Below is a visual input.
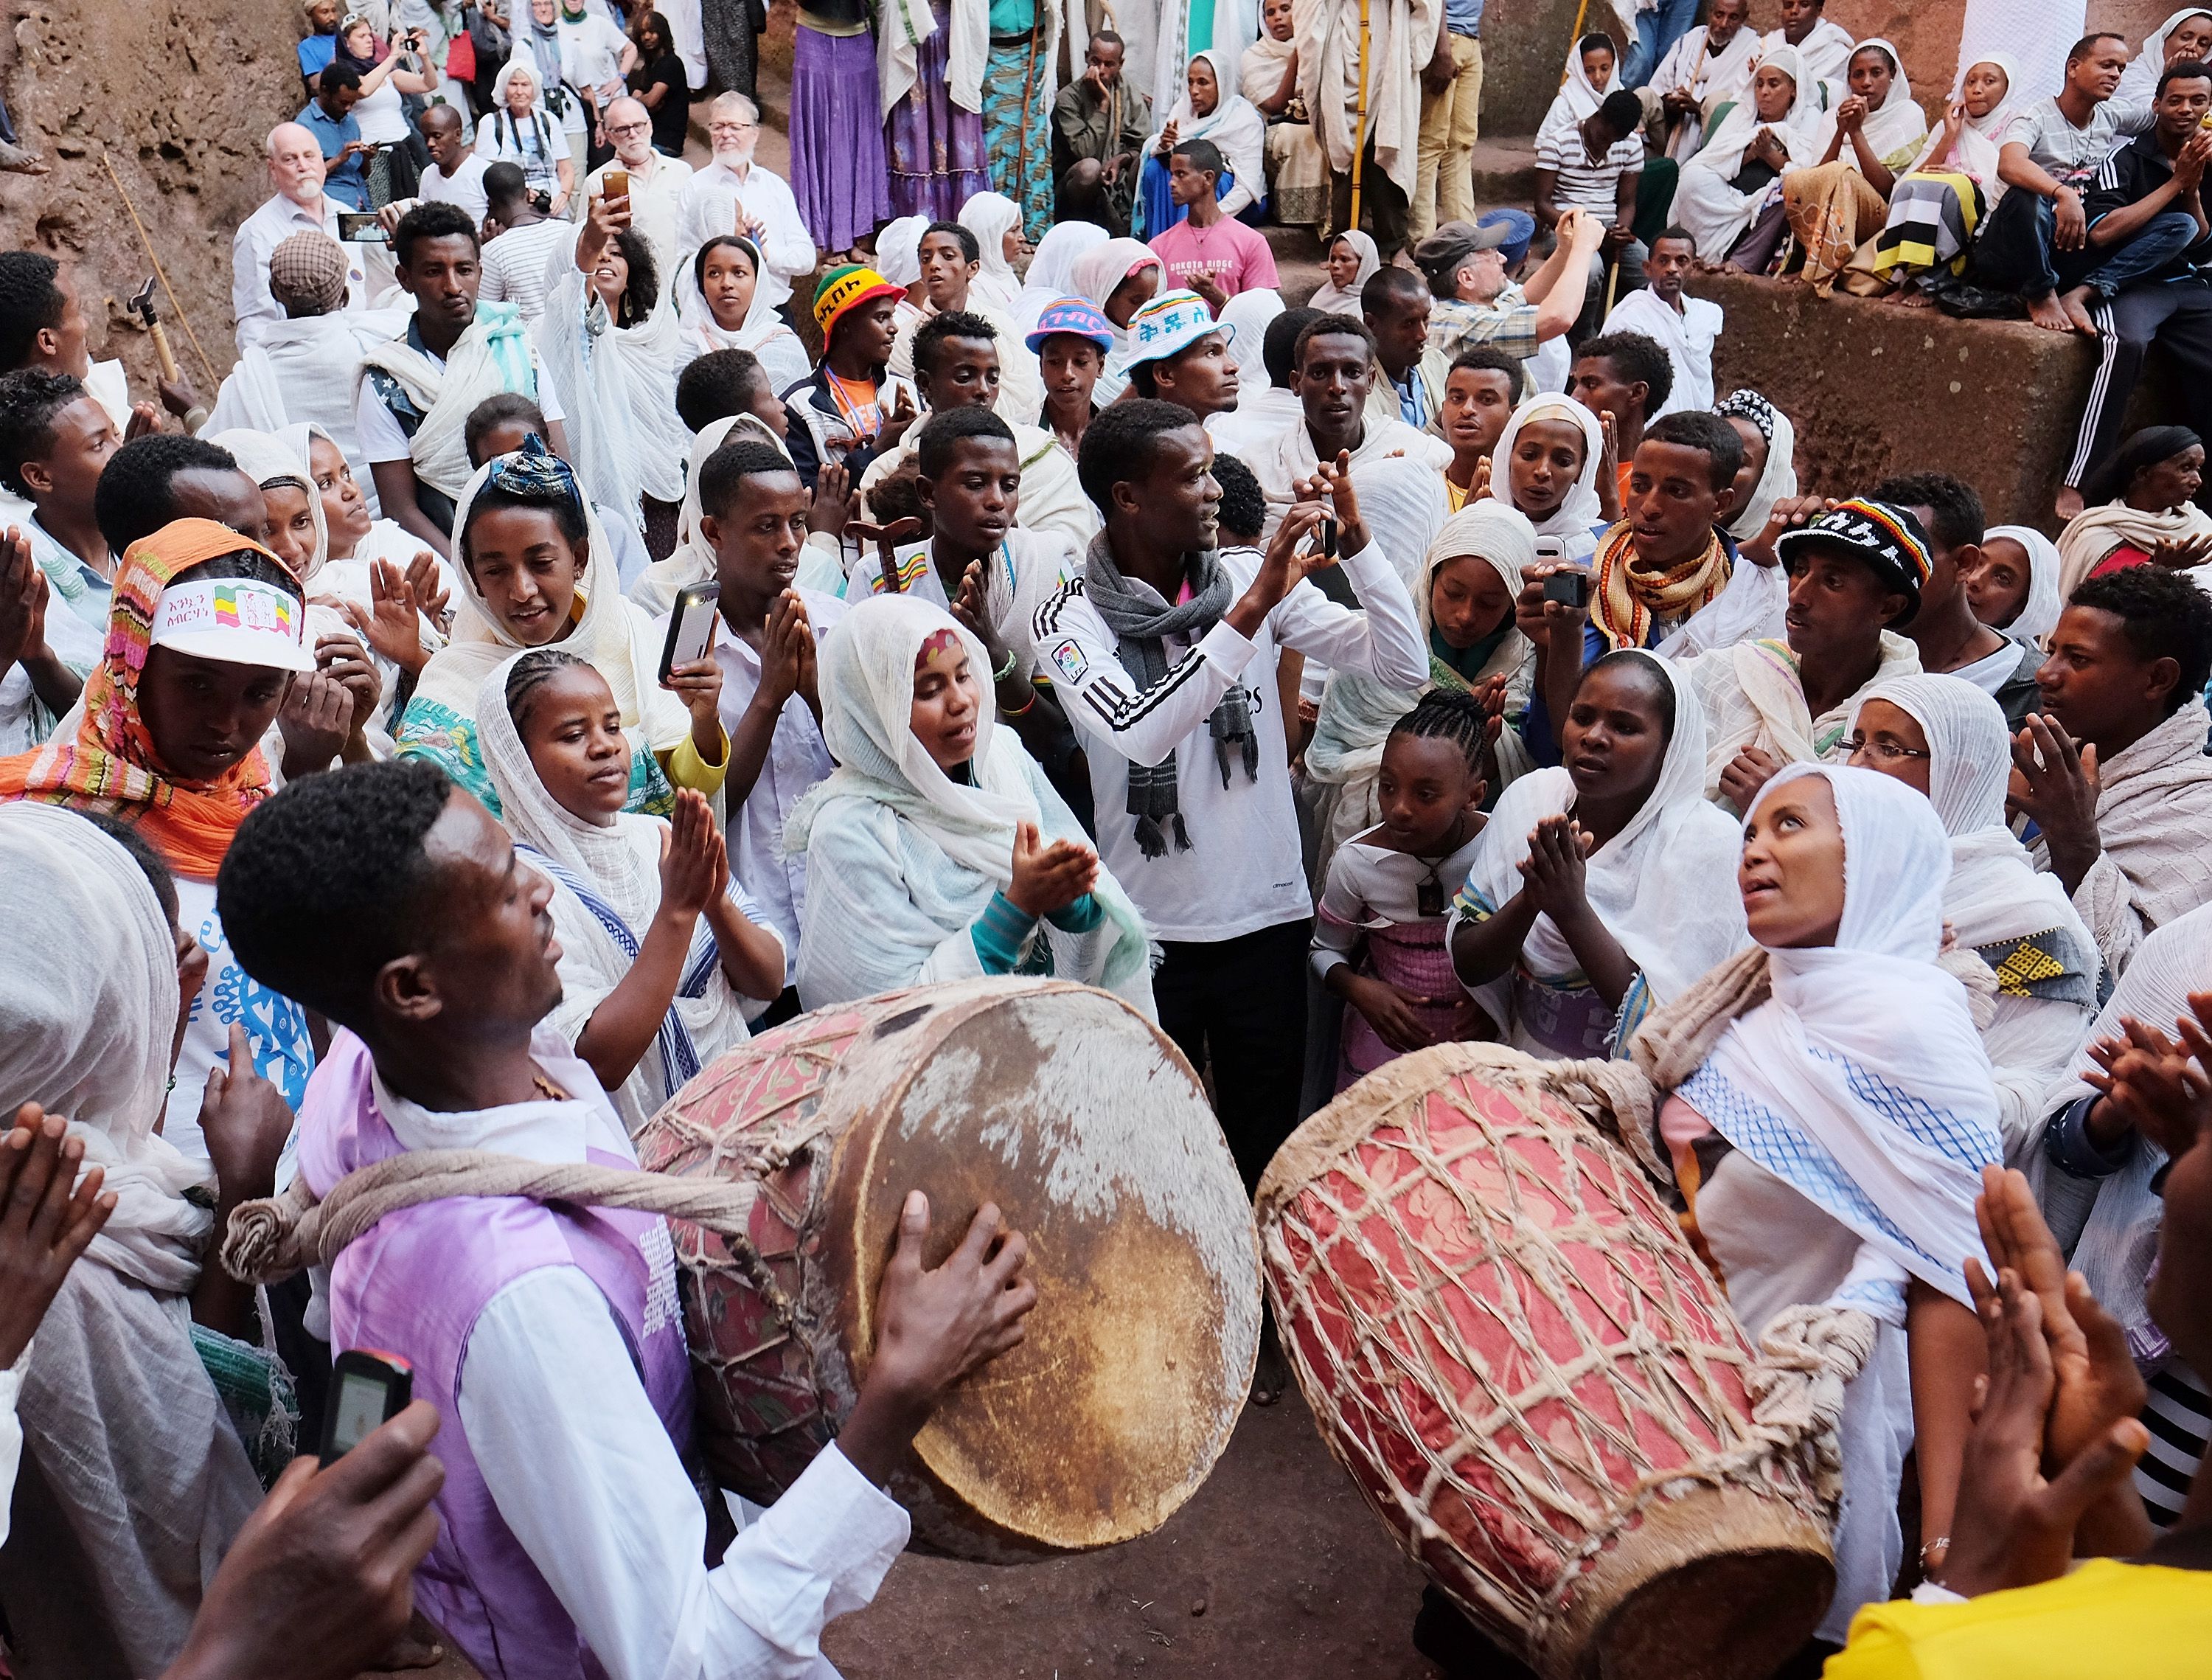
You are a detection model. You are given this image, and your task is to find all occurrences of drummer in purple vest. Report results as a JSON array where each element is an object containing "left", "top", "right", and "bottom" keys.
[{"left": 215, "top": 758, "right": 1037, "bottom": 1680}]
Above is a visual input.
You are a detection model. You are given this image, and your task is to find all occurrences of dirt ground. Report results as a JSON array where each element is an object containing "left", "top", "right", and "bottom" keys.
[{"left": 823, "top": 1393, "right": 1439, "bottom": 1680}]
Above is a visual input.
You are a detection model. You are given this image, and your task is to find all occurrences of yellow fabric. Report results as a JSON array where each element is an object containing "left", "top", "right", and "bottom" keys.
[
  {"left": 661, "top": 725, "right": 730, "bottom": 797},
  {"left": 1824, "top": 1561, "right": 2212, "bottom": 1680},
  {"left": 1444, "top": 476, "right": 1470, "bottom": 513},
  {"left": 1783, "top": 162, "right": 1891, "bottom": 292}
]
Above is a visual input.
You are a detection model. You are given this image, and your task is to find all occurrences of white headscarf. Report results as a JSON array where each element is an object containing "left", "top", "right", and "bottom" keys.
[
  {"left": 535, "top": 247, "right": 691, "bottom": 519},
  {"left": 1304, "top": 231, "right": 1380, "bottom": 316},
  {"left": 1854, "top": 674, "right": 2093, "bottom": 959},
  {"left": 1216, "top": 287, "right": 1284, "bottom": 389},
  {"left": 476, "top": 650, "right": 758, "bottom": 1131},
  {"left": 1812, "top": 38, "right": 1926, "bottom": 173},
  {"left": 875, "top": 214, "right": 929, "bottom": 289},
  {"left": 1715, "top": 388, "right": 1800, "bottom": 542},
  {"left": 1906, "top": 52, "right": 2025, "bottom": 184},
  {"left": 629, "top": 412, "right": 790, "bottom": 618},
  {"left": 675, "top": 235, "right": 812, "bottom": 396},
  {"left": 1981, "top": 523, "right": 2062, "bottom": 646},
  {"left": 1690, "top": 763, "right": 2002, "bottom": 1307},
  {"left": 1693, "top": 42, "right": 1822, "bottom": 181},
  {"left": 410, "top": 448, "right": 691, "bottom": 757},
  {"left": 1459, "top": 649, "right": 1748, "bottom": 1024},
  {"left": 1015, "top": 221, "right": 1109, "bottom": 336},
  {"left": 1548, "top": 29, "right": 1618, "bottom": 129},
  {"left": 0, "top": 804, "right": 211, "bottom": 1294},
  {"left": 1144, "top": 50, "right": 1267, "bottom": 205},
  {"left": 787, "top": 595, "right": 1154, "bottom": 1007},
  {"left": 211, "top": 426, "right": 329, "bottom": 580},
  {"left": 2118, "top": 7, "right": 2212, "bottom": 103},
  {"left": 958, "top": 190, "right": 1025, "bottom": 316},
  {"left": 1489, "top": 394, "right": 1607, "bottom": 561}
]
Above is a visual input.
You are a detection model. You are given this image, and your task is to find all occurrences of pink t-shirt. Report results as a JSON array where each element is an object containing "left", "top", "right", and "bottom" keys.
[{"left": 1148, "top": 216, "right": 1281, "bottom": 299}]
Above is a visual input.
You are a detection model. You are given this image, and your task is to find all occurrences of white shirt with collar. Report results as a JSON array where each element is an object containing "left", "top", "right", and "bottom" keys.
[
  {"left": 366, "top": 1030, "right": 908, "bottom": 1680},
  {"left": 232, "top": 190, "right": 369, "bottom": 353},
  {"left": 675, "top": 159, "right": 816, "bottom": 310},
  {"left": 1029, "top": 538, "right": 1426, "bottom": 943},
  {"left": 687, "top": 588, "right": 848, "bottom": 958},
  {"left": 587, "top": 150, "right": 695, "bottom": 274}
]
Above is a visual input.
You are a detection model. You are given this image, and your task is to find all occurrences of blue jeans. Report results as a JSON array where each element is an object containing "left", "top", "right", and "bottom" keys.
[
  {"left": 2056, "top": 209, "right": 2205, "bottom": 298},
  {"left": 1624, "top": 0, "right": 1701, "bottom": 88}
]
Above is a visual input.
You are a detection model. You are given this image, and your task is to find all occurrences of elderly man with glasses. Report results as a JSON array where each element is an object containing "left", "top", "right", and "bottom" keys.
[
  {"left": 585, "top": 94, "right": 692, "bottom": 271},
  {"left": 675, "top": 91, "right": 816, "bottom": 314}
]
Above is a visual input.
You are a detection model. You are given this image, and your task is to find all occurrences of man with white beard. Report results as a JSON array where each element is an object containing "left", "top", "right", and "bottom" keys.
[
  {"left": 231, "top": 122, "right": 369, "bottom": 353},
  {"left": 674, "top": 92, "right": 815, "bottom": 312},
  {"left": 585, "top": 95, "right": 694, "bottom": 273}
]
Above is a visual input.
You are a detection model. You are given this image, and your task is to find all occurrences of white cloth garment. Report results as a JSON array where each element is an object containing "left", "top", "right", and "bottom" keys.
[
  {"left": 1143, "top": 2, "right": 1258, "bottom": 150},
  {"left": 1448, "top": 650, "right": 1748, "bottom": 1050},
  {"left": 1601, "top": 287, "right": 1722, "bottom": 416},
  {"left": 630, "top": 412, "right": 796, "bottom": 619},
  {"left": 231, "top": 191, "right": 369, "bottom": 353},
  {"left": 1958, "top": 0, "right": 2076, "bottom": 107},
  {"left": 790, "top": 595, "right": 1153, "bottom": 1010},
  {"left": 1140, "top": 49, "right": 1268, "bottom": 221},
  {"left": 1983, "top": 522, "right": 2062, "bottom": 646},
  {"left": 1012, "top": 220, "right": 1108, "bottom": 336},
  {"left": 1854, "top": 674, "right": 2098, "bottom": 1146},
  {"left": 1246, "top": 410, "right": 1453, "bottom": 538},
  {"left": 366, "top": 1035, "right": 911, "bottom": 1680},
  {"left": 211, "top": 426, "right": 330, "bottom": 576},
  {"left": 2032, "top": 696, "right": 2212, "bottom": 977},
  {"left": 958, "top": 191, "right": 1026, "bottom": 315},
  {"left": 879, "top": 0, "right": 987, "bottom": 119},
  {"left": 1069, "top": 237, "right": 1164, "bottom": 405},
  {"left": 535, "top": 260, "right": 691, "bottom": 524},
  {"left": 1756, "top": 18, "right": 1854, "bottom": 93},
  {"left": 1299, "top": 0, "right": 1436, "bottom": 202},
  {"left": 1688, "top": 629, "right": 1921, "bottom": 799},
  {"left": 1900, "top": 52, "right": 2025, "bottom": 206},
  {"left": 1033, "top": 527, "right": 1425, "bottom": 942},
  {"left": 2117, "top": 6, "right": 2211, "bottom": 105},
  {"left": 1688, "top": 763, "right": 2002, "bottom": 1307},
  {"left": 422, "top": 150, "right": 496, "bottom": 227},
  {"left": 206, "top": 310, "right": 406, "bottom": 513},
  {"left": 475, "top": 653, "right": 774, "bottom": 1132},
  {"left": 673, "top": 237, "right": 813, "bottom": 397},
  {"left": 1719, "top": 387, "right": 1799, "bottom": 544},
  {"left": 1489, "top": 392, "right": 1608, "bottom": 565},
  {"left": 355, "top": 306, "right": 563, "bottom": 501},
  {"left": 675, "top": 160, "right": 817, "bottom": 313},
  {"left": 1207, "top": 382, "right": 1301, "bottom": 460},
  {"left": 1650, "top": 23, "right": 1764, "bottom": 161},
  {"left": 1804, "top": 38, "right": 1926, "bottom": 177},
  {"left": 1303, "top": 230, "right": 1380, "bottom": 315},
  {"left": 1538, "top": 30, "right": 1618, "bottom": 142},
  {"left": 1669, "top": 44, "right": 1823, "bottom": 261}
]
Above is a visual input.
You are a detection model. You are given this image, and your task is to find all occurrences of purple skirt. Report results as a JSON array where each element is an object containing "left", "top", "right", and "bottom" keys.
[
  {"left": 790, "top": 25, "right": 893, "bottom": 250},
  {"left": 885, "top": 0, "right": 989, "bottom": 220}
]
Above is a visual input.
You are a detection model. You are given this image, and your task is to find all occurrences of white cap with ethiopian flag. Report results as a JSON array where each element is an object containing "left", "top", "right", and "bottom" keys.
[{"left": 150, "top": 575, "right": 315, "bottom": 672}]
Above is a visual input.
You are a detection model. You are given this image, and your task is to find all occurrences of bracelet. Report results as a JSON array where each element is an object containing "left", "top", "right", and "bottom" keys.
[
  {"left": 992, "top": 646, "right": 1020, "bottom": 684},
  {"left": 1918, "top": 1536, "right": 1950, "bottom": 1572},
  {"left": 1000, "top": 690, "right": 1035, "bottom": 718}
]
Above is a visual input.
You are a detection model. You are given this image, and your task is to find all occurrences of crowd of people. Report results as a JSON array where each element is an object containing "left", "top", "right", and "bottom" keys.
[{"left": 0, "top": 0, "right": 2210, "bottom": 1676}]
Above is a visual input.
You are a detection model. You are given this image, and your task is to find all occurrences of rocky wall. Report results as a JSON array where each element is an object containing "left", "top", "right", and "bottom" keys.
[{"left": 0, "top": 0, "right": 308, "bottom": 399}]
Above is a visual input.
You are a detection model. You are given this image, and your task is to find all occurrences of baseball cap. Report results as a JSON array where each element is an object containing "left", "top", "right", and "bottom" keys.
[
  {"left": 1411, "top": 219, "right": 1512, "bottom": 291},
  {"left": 1773, "top": 499, "right": 1934, "bottom": 625},
  {"left": 1025, "top": 296, "right": 1116, "bottom": 354},
  {"left": 150, "top": 575, "right": 316, "bottom": 673},
  {"left": 1121, "top": 289, "right": 1234, "bottom": 370}
]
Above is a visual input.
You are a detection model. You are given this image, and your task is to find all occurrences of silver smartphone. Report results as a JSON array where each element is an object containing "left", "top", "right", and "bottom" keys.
[{"left": 658, "top": 581, "right": 720, "bottom": 684}]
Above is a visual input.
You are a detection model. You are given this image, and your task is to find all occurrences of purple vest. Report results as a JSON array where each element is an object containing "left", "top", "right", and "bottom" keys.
[{"left": 299, "top": 1032, "right": 695, "bottom": 1680}]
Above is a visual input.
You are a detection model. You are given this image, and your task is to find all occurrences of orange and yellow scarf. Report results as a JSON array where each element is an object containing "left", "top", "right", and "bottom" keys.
[{"left": 1590, "top": 520, "right": 1731, "bottom": 653}]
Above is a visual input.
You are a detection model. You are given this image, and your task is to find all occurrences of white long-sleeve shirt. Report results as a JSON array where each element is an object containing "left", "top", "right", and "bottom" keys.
[
  {"left": 231, "top": 190, "right": 369, "bottom": 353},
  {"left": 675, "top": 160, "right": 816, "bottom": 311},
  {"left": 1030, "top": 538, "right": 1426, "bottom": 943},
  {"left": 0, "top": 1347, "right": 22, "bottom": 1549},
  {"left": 372, "top": 1036, "right": 908, "bottom": 1680}
]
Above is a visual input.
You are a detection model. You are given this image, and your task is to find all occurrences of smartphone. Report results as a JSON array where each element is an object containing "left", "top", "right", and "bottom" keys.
[
  {"left": 321, "top": 1348, "right": 413, "bottom": 1466},
  {"left": 336, "top": 210, "right": 387, "bottom": 245},
  {"left": 1314, "top": 516, "right": 1338, "bottom": 560},
  {"left": 659, "top": 581, "right": 721, "bottom": 684},
  {"left": 603, "top": 167, "right": 629, "bottom": 201},
  {"left": 1543, "top": 569, "right": 1592, "bottom": 608}
]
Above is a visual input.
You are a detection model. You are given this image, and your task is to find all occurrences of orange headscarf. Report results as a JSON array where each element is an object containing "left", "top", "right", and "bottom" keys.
[{"left": 0, "top": 518, "right": 300, "bottom": 881}]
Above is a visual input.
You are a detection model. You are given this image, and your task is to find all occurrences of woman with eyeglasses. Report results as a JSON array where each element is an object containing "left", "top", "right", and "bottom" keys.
[{"left": 1846, "top": 673, "right": 2098, "bottom": 1147}]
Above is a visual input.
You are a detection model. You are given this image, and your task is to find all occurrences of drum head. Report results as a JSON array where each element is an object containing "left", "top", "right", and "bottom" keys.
[{"left": 828, "top": 982, "right": 1260, "bottom": 1555}]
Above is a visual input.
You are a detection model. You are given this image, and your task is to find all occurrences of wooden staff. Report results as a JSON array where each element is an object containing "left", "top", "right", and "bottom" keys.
[
  {"left": 1348, "top": 0, "right": 1372, "bottom": 228},
  {"left": 98, "top": 149, "right": 220, "bottom": 389}
]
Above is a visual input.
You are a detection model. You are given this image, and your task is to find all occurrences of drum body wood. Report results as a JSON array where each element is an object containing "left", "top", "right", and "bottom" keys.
[
  {"left": 635, "top": 976, "right": 1261, "bottom": 1561},
  {"left": 1257, "top": 1046, "right": 1835, "bottom": 1680}
]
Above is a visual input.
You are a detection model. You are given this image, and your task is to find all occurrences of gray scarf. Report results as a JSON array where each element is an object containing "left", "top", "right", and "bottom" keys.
[{"left": 1081, "top": 532, "right": 1259, "bottom": 857}]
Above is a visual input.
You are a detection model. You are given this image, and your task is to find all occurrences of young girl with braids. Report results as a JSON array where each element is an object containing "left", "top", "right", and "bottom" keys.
[{"left": 1312, "top": 690, "right": 1493, "bottom": 1090}]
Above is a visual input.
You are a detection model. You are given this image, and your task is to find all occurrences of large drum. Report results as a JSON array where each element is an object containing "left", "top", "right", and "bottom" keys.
[
  {"left": 1257, "top": 1046, "right": 1836, "bottom": 1680},
  {"left": 634, "top": 976, "right": 1261, "bottom": 1561}
]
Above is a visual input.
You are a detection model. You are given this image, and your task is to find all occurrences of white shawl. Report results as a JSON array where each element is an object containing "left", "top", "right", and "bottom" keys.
[
  {"left": 1304, "top": 230, "right": 1380, "bottom": 316},
  {"left": 211, "top": 426, "right": 330, "bottom": 580},
  {"left": 476, "top": 651, "right": 762, "bottom": 1133},
  {"left": 2056, "top": 496, "right": 2212, "bottom": 598},
  {"left": 1014, "top": 221, "right": 1109, "bottom": 337},
  {"left": 1902, "top": 52, "right": 2025, "bottom": 190},
  {"left": 959, "top": 191, "right": 1026, "bottom": 316},
  {"left": 629, "top": 412, "right": 789, "bottom": 618},
  {"left": 1453, "top": 649, "right": 1748, "bottom": 1035},
  {"left": 1490, "top": 393, "right": 1607, "bottom": 564},
  {"left": 1717, "top": 387, "right": 1800, "bottom": 542},
  {"left": 787, "top": 594, "right": 1154, "bottom": 1010},
  {"left": 1982, "top": 523, "right": 2062, "bottom": 645},
  {"left": 880, "top": 0, "right": 987, "bottom": 116},
  {"left": 1690, "top": 628, "right": 1921, "bottom": 800},
  {"left": 1298, "top": 0, "right": 1437, "bottom": 200},
  {"left": 355, "top": 301, "right": 542, "bottom": 501},
  {"left": 2117, "top": 6, "right": 2212, "bottom": 105},
  {"left": 535, "top": 260, "right": 691, "bottom": 523},
  {"left": 1672, "top": 44, "right": 1824, "bottom": 261},
  {"left": 1804, "top": 38, "right": 1926, "bottom": 177},
  {"left": 1144, "top": 50, "right": 1269, "bottom": 220},
  {"left": 675, "top": 239, "right": 813, "bottom": 397},
  {"left": 1689, "top": 763, "right": 2002, "bottom": 1308}
]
